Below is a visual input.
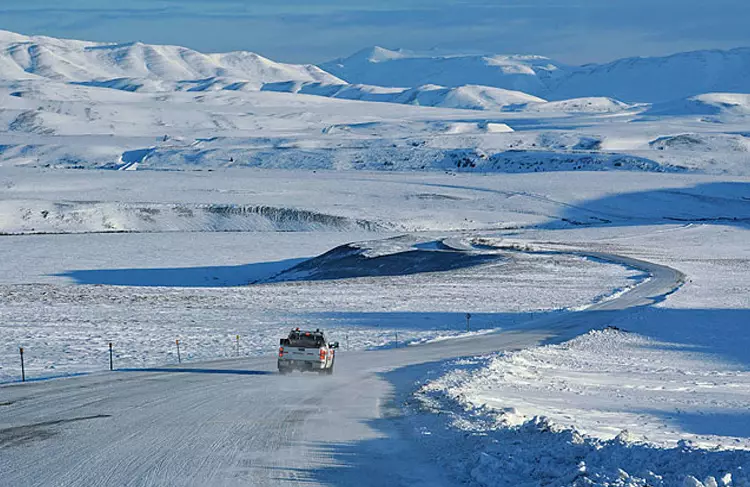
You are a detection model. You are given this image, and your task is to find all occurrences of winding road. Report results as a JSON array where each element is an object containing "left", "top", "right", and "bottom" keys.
[{"left": 0, "top": 244, "right": 684, "bottom": 487}]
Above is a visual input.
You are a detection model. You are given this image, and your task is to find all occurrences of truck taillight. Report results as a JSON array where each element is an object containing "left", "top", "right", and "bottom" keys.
[
  {"left": 319, "top": 348, "right": 326, "bottom": 360},
  {"left": 279, "top": 346, "right": 284, "bottom": 357}
]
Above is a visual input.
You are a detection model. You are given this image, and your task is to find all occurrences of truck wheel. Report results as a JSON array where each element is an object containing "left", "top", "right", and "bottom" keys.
[
  {"left": 279, "top": 368, "right": 290, "bottom": 375},
  {"left": 325, "top": 367, "right": 334, "bottom": 376}
]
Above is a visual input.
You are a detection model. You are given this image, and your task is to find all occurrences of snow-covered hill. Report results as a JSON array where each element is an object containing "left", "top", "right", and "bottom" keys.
[
  {"left": 321, "top": 46, "right": 750, "bottom": 103},
  {"left": 645, "top": 93, "right": 750, "bottom": 118},
  {"left": 0, "top": 30, "right": 342, "bottom": 90},
  {"left": 3, "top": 29, "right": 749, "bottom": 108},
  {"left": 512, "top": 97, "right": 636, "bottom": 114},
  {"left": 321, "top": 46, "right": 567, "bottom": 97},
  {"left": 556, "top": 48, "right": 750, "bottom": 103},
  {"left": 0, "top": 30, "right": 749, "bottom": 176},
  {"left": 261, "top": 81, "right": 546, "bottom": 111}
]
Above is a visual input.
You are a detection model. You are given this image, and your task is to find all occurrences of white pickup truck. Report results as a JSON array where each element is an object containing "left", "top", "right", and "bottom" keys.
[{"left": 278, "top": 328, "right": 339, "bottom": 375}]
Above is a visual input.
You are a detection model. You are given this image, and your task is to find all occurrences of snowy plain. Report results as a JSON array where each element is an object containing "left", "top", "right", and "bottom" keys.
[{"left": 0, "top": 29, "right": 749, "bottom": 487}]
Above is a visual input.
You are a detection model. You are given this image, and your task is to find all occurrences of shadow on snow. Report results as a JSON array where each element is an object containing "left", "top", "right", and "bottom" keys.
[
  {"left": 117, "top": 367, "right": 273, "bottom": 376},
  {"left": 540, "top": 181, "right": 750, "bottom": 229},
  {"left": 54, "top": 257, "right": 307, "bottom": 287}
]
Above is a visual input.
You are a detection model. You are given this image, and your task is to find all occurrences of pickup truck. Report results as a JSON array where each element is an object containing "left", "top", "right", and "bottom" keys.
[{"left": 278, "top": 328, "right": 339, "bottom": 375}]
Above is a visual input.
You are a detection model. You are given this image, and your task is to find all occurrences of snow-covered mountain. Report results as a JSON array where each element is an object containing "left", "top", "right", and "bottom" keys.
[
  {"left": 320, "top": 47, "right": 567, "bottom": 98},
  {"left": 555, "top": 48, "right": 750, "bottom": 103},
  {"left": 644, "top": 93, "right": 750, "bottom": 118},
  {"left": 261, "top": 81, "right": 546, "bottom": 111},
  {"left": 0, "top": 30, "right": 342, "bottom": 90},
  {"left": 321, "top": 46, "right": 750, "bottom": 103},
  {"left": 3, "top": 30, "right": 749, "bottom": 108}
]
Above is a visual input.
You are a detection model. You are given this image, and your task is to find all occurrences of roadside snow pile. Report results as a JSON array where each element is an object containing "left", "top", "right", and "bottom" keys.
[
  {"left": 418, "top": 328, "right": 750, "bottom": 485},
  {"left": 428, "top": 329, "right": 750, "bottom": 448}
]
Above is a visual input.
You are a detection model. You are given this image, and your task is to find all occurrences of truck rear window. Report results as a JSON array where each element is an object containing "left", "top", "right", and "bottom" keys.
[{"left": 289, "top": 336, "right": 323, "bottom": 348}]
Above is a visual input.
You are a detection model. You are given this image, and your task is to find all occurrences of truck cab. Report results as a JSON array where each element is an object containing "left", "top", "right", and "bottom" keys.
[{"left": 278, "top": 328, "right": 338, "bottom": 375}]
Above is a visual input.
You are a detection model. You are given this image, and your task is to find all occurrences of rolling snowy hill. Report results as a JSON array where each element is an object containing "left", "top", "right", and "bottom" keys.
[
  {"left": 0, "top": 30, "right": 749, "bottom": 176},
  {"left": 645, "top": 93, "right": 750, "bottom": 118},
  {"left": 321, "top": 46, "right": 750, "bottom": 103},
  {"left": 321, "top": 46, "right": 567, "bottom": 98},
  {"left": 555, "top": 48, "right": 750, "bottom": 103},
  {"left": 3, "top": 29, "right": 749, "bottom": 109},
  {"left": 0, "top": 30, "right": 342, "bottom": 91},
  {"left": 261, "top": 81, "right": 546, "bottom": 111}
]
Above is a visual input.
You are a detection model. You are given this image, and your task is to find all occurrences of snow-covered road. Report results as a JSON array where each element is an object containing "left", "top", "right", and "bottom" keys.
[{"left": 0, "top": 248, "right": 683, "bottom": 487}]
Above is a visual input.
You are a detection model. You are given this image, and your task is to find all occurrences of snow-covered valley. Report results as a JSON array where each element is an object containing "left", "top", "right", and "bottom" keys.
[{"left": 1, "top": 29, "right": 749, "bottom": 487}]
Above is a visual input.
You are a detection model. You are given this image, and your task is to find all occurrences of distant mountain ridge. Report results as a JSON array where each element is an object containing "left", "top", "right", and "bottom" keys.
[
  {"left": 320, "top": 47, "right": 567, "bottom": 99},
  {"left": 321, "top": 46, "right": 750, "bottom": 103},
  {"left": 0, "top": 30, "right": 342, "bottom": 90},
  {"left": 1, "top": 30, "right": 749, "bottom": 107}
]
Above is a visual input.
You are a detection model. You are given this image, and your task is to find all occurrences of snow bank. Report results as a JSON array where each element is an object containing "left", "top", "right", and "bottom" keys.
[
  {"left": 429, "top": 329, "right": 750, "bottom": 449},
  {"left": 416, "top": 330, "right": 750, "bottom": 486}
]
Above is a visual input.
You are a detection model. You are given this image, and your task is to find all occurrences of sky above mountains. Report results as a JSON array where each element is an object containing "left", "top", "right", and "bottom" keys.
[{"left": 0, "top": 0, "right": 748, "bottom": 64}]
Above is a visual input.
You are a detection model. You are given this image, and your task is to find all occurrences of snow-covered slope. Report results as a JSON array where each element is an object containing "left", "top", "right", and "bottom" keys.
[
  {"left": 262, "top": 81, "right": 546, "bottom": 110},
  {"left": 513, "top": 97, "right": 636, "bottom": 114},
  {"left": 555, "top": 48, "right": 750, "bottom": 103},
  {"left": 0, "top": 30, "right": 342, "bottom": 90},
  {"left": 322, "top": 46, "right": 750, "bottom": 103},
  {"left": 320, "top": 46, "right": 567, "bottom": 96},
  {"left": 645, "top": 93, "right": 750, "bottom": 118}
]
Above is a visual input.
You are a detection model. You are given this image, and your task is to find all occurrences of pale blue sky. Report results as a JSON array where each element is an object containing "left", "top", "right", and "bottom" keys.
[{"left": 0, "top": 0, "right": 747, "bottom": 64}]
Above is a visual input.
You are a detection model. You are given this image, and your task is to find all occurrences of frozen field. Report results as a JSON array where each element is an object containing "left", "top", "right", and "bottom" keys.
[
  {"left": 1, "top": 29, "right": 750, "bottom": 487},
  {"left": 0, "top": 216, "right": 645, "bottom": 382}
]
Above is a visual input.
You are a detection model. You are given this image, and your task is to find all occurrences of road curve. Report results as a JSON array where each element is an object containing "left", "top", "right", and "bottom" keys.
[{"left": 0, "top": 244, "right": 684, "bottom": 487}]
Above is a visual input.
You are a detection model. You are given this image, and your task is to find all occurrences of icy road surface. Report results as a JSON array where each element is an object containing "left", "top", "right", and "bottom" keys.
[{"left": 0, "top": 252, "right": 682, "bottom": 487}]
